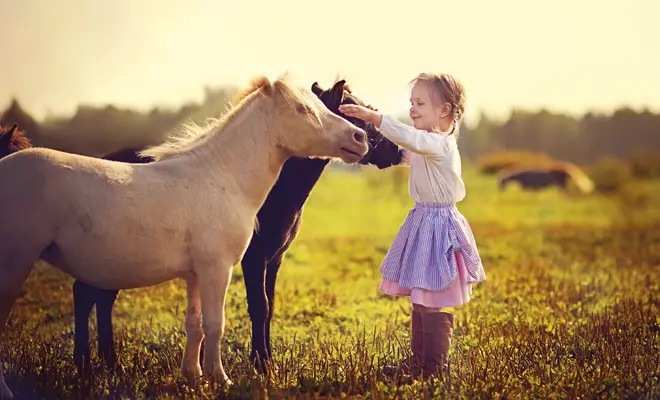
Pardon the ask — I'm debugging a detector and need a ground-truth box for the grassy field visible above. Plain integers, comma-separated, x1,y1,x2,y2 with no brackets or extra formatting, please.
2,163,659,399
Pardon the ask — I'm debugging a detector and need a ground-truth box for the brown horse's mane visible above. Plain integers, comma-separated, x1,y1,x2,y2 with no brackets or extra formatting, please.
0,124,33,154
142,76,322,161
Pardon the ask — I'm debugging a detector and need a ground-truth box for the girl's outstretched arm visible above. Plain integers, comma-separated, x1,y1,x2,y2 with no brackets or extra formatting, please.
339,104,449,157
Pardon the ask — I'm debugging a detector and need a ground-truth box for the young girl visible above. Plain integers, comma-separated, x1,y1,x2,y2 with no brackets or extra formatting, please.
339,73,486,378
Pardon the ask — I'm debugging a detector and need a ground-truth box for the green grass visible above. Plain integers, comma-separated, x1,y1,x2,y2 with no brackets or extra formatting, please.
2,164,659,399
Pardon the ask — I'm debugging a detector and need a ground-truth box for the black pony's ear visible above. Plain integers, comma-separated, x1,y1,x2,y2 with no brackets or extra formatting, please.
330,80,346,102
311,82,324,96
1,124,17,146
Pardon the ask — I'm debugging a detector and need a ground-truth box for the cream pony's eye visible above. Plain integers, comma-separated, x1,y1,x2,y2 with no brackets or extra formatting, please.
295,103,313,114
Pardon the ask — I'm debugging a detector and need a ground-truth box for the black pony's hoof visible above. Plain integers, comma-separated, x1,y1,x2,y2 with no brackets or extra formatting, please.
99,353,118,371
73,351,91,375
249,351,270,375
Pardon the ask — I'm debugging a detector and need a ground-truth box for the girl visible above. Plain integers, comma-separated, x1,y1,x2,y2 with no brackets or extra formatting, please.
339,73,486,378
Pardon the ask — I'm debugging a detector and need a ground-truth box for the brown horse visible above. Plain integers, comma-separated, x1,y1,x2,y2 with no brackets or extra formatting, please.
498,162,594,193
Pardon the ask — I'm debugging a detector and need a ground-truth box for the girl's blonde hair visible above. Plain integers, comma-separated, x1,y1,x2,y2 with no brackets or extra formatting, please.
409,73,466,126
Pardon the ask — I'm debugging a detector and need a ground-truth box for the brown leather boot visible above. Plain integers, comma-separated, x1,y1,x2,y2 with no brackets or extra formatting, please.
383,308,424,378
410,307,424,375
422,311,453,378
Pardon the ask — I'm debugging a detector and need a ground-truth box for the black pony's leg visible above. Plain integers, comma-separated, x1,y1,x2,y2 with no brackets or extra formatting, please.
242,243,270,373
73,281,96,372
96,288,120,369
264,252,285,359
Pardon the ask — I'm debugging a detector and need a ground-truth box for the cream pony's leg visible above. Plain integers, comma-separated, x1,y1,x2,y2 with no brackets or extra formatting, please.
180,279,204,383
199,264,234,385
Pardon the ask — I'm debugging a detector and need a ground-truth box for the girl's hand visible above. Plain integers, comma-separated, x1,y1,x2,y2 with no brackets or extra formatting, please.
338,104,382,127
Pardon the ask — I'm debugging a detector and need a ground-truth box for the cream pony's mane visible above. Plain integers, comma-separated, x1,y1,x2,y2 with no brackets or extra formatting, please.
140,76,323,161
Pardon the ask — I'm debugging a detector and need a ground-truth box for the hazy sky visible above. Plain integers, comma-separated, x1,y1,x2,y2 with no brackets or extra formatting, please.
1,0,658,125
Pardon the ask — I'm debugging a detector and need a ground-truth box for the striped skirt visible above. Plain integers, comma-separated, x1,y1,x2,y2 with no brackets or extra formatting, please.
379,202,486,308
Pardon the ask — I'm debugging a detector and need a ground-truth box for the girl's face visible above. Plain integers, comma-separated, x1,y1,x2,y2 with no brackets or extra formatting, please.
409,82,448,132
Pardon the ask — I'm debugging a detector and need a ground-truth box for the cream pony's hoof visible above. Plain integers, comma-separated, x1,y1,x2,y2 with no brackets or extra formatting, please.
181,363,202,388
209,370,232,387
215,376,233,387
181,363,202,380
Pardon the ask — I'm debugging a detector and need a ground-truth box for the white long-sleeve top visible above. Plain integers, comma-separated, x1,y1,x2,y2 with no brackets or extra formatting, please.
379,115,466,204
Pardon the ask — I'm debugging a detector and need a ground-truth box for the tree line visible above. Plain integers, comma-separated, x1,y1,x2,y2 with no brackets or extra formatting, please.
2,87,658,165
